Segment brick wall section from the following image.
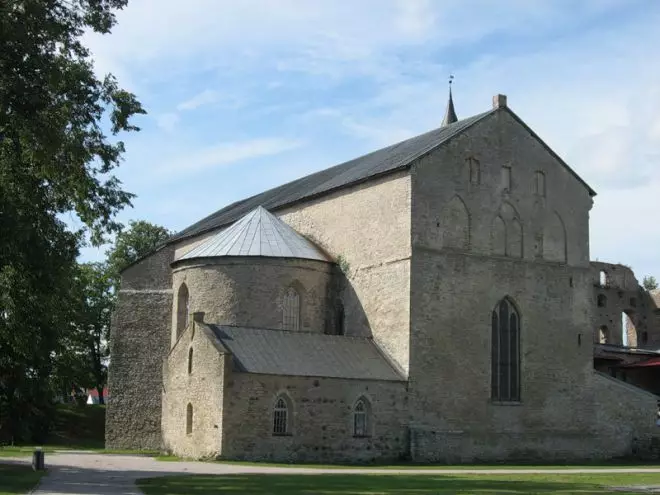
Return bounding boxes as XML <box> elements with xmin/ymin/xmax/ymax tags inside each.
<box><xmin>162</xmin><ymin>320</ymin><xmax>227</xmax><ymax>458</ymax></box>
<box><xmin>221</xmin><ymin>373</ymin><xmax>408</xmax><ymax>462</ymax></box>
<box><xmin>278</xmin><ymin>172</ymin><xmax>412</xmax><ymax>374</ymax></box>
<box><xmin>170</xmin><ymin>258</ymin><xmax>332</xmax><ymax>345</ymax></box>
<box><xmin>106</xmin><ymin>245</ymin><xmax>175</xmax><ymax>449</ymax></box>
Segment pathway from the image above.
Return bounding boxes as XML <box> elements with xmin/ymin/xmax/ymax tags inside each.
<box><xmin>2</xmin><ymin>452</ymin><xmax>660</xmax><ymax>494</ymax></box>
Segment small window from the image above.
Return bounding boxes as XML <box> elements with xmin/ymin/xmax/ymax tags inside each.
<box><xmin>599</xmin><ymin>271</ymin><xmax>608</xmax><ymax>287</ymax></box>
<box><xmin>188</xmin><ymin>348</ymin><xmax>193</xmax><ymax>374</ymax></box>
<box><xmin>186</xmin><ymin>403</ymin><xmax>193</xmax><ymax>435</ymax></box>
<box><xmin>283</xmin><ymin>287</ymin><xmax>300</xmax><ymax>331</ymax></box>
<box><xmin>599</xmin><ymin>326</ymin><xmax>609</xmax><ymax>344</ymax></box>
<box><xmin>337</xmin><ymin>302</ymin><xmax>345</xmax><ymax>336</ymax></box>
<box><xmin>176</xmin><ymin>283</ymin><xmax>190</xmax><ymax>338</ymax></box>
<box><xmin>535</xmin><ymin>171</ymin><xmax>546</xmax><ymax>197</ymax></box>
<box><xmin>641</xmin><ymin>331</ymin><xmax>649</xmax><ymax>345</ymax></box>
<box><xmin>467</xmin><ymin>157</ymin><xmax>480</xmax><ymax>185</ymax></box>
<box><xmin>273</xmin><ymin>396</ymin><xmax>289</xmax><ymax>435</ymax></box>
<box><xmin>353</xmin><ymin>398</ymin><xmax>370</xmax><ymax>437</ymax></box>
<box><xmin>597</xmin><ymin>294</ymin><xmax>607</xmax><ymax>307</ymax></box>
<box><xmin>501</xmin><ymin>166</ymin><xmax>512</xmax><ymax>191</ymax></box>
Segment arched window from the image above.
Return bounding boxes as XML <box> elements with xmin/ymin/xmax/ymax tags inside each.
<box><xmin>491</xmin><ymin>298</ymin><xmax>520</xmax><ymax>402</ymax></box>
<box><xmin>599</xmin><ymin>271</ymin><xmax>608</xmax><ymax>287</ymax></box>
<box><xmin>176</xmin><ymin>283</ymin><xmax>190</xmax><ymax>338</ymax></box>
<box><xmin>535</xmin><ymin>171</ymin><xmax>546</xmax><ymax>197</ymax></box>
<box><xmin>283</xmin><ymin>287</ymin><xmax>300</xmax><ymax>331</ymax></box>
<box><xmin>273</xmin><ymin>396</ymin><xmax>290</xmax><ymax>435</ymax></box>
<box><xmin>597</xmin><ymin>294</ymin><xmax>607</xmax><ymax>307</ymax></box>
<box><xmin>186</xmin><ymin>403</ymin><xmax>193</xmax><ymax>435</ymax></box>
<box><xmin>188</xmin><ymin>348</ymin><xmax>193</xmax><ymax>374</ymax></box>
<box><xmin>599</xmin><ymin>326</ymin><xmax>609</xmax><ymax>344</ymax></box>
<box><xmin>353</xmin><ymin>398</ymin><xmax>370</xmax><ymax>437</ymax></box>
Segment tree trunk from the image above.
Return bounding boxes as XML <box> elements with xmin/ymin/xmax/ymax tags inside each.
<box><xmin>96</xmin><ymin>385</ymin><xmax>104</xmax><ymax>405</ymax></box>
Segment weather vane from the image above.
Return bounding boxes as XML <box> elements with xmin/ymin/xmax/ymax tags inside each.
<box><xmin>449</xmin><ymin>74</ymin><xmax>454</xmax><ymax>87</ymax></box>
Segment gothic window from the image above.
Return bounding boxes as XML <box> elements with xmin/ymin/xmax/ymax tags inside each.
<box><xmin>186</xmin><ymin>403</ymin><xmax>193</xmax><ymax>434</ymax></box>
<box><xmin>273</xmin><ymin>396</ymin><xmax>290</xmax><ymax>435</ymax></box>
<box><xmin>491</xmin><ymin>298</ymin><xmax>520</xmax><ymax>402</ymax></box>
<box><xmin>501</xmin><ymin>166</ymin><xmax>512</xmax><ymax>191</ymax></box>
<box><xmin>597</xmin><ymin>294</ymin><xmax>607</xmax><ymax>308</ymax></box>
<box><xmin>188</xmin><ymin>348</ymin><xmax>193</xmax><ymax>374</ymax></box>
<box><xmin>176</xmin><ymin>283</ymin><xmax>190</xmax><ymax>338</ymax></box>
<box><xmin>535</xmin><ymin>171</ymin><xmax>546</xmax><ymax>197</ymax></box>
<box><xmin>282</xmin><ymin>287</ymin><xmax>300</xmax><ymax>331</ymax></box>
<box><xmin>543</xmin><ymin>212</ymin><xmax>567</xmax><ymax>263</ymax></box>
<box><xmin>508</xmin><ymin>218</ymin><xmax>523</xmax><ymax>258</ymax></box>
<box><xmin>491</xmin><ymin>216</ymin><xmax>506</xmax><ymax>256</ymax></box>
<box><xmin>439</xmin><ymin>195</ymin><xmax>470</xmax><ymax>250</ymax></box>
<box><xmin>353</xmin><ymin>398</ymin><xmax>370</xmax><ymax>437</ymax></box>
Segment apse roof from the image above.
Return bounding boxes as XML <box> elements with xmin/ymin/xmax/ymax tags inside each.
<box><xmin>206</xmin><ymin>325</ymin><xmax>405</xmax><ymax>381</ymax></box>
<box><xmin>179</xmin><ymin>206</ymin><xmax>329</xmax><ymax>262</ymax></box>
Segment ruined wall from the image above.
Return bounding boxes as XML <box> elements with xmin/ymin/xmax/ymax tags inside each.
<box><xmin>170</xmin><ymin>258</ymin><xmax>332</xmax><ymax>345</ymax></box>
<box><xmin>106</xmin><ymin>245</ymin><xmax>174</xmax><ymax>449</ymax></box>
<box><xmin>590</xmin><ymin>262</ymin><xmax>660</xmax><ymax>349</ymax></box>
<box><xmin>408</xmin><ymin>105</ymin><xmax>604</xmax><ymax>462</ymax></box>
<box><xmin>278</xmin><ymin>173</ymin><xmax>412</xmax><ymax>374</ymax></box>
<box><xmin>162</xmin><ymin>319</ymin><xmax>226</xmax><ymax>458</ymax></box>
<box><xmin>221</xmin><ymin>373</ymin><xmax>407</xmax><ymax>462</ymax></box>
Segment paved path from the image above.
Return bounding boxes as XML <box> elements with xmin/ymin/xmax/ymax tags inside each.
<box><xmin>3</xmin><ymin>452</ymin><xmax>660</xmax><ymax>494</ymax></box>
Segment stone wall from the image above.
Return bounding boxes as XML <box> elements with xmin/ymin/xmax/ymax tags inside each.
<box><xmin>106</xmin><ymin>245</ymin><xmax>175</xmax><ymax>449</ymax></box>
<box><xmin>278</xmin><ymin>172</ymin><xmax>412</xmax><ymax>374</ymax></box>
<box><xmin>170</xmin><ymin>258</ymin><xmax>332</xmax><ymax>345</ymax></box>
<box><xmin>408</xmin><ymin>107</ymin><xmax>601</xmax><ymax>462</ymax></box>
<box><xmin>221</xmin><ymin>373</ymin><xmax>408</xmax><ymax>462</ymax></box>
<box><xmin>162</xmin><ymin>318</ymin><xmax>227</xmax><ymax>458</ymax></box>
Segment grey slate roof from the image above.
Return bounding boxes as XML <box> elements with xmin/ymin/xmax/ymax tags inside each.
<box><xmin>179</xmin><ymin>206</ymin><xmax>329</xmax><ymax>262</ymax></box>
<box><xmin>207</xmin><ymin>325</ymin><xmax>405</xmax><ymax>381</ymax></box>
<box><xmin>170</xmin><ymin>110</ymin><xmax>494</xmax><ymax>242</ymax></box>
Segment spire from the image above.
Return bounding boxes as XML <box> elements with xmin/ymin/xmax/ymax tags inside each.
<box><xmin>442</xmin><ymin>75</ymin><xmax>458</xmax><ymax>127</ymax></box>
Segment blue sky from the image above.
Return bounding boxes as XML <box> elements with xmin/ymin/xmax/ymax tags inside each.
<box><xmin>81</xmin><ymin>0</ymin><xmax>660</xmax><ymax>280</ymax></box>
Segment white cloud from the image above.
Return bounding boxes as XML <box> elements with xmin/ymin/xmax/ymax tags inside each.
<box><xmin>155</xmin><ymin>112</ymin><xmax>180</xmax><ymax>133</ymax></box>
<box><xmin>160</xmin><ymin>138</ymin><xmax>303</xmax><ymax>176</ymax></box>
<box><xmin>177</xmin><ymin>90</ymin><xmax>220</xmax><ymax>111</ymax></box>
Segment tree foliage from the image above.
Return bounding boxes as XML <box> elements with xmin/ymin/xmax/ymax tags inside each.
<box><xmin>0</xmin><ymin>0</ymin><xmax>143</xmax><ymax>442</ymax></box>
<box><xmin>642</xmin><ymin>276</ymin><xmax>658</xmax><ymax>291</ymax></box>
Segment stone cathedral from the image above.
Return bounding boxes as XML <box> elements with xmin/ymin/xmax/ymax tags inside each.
<box><xmin>107</xmin><ymin>92</ymin><xmax>660</xmax><ymax>462</ymax></box>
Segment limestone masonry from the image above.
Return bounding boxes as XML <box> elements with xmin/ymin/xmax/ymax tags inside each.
<box><xmin>106</xmin><ymin>93</ymin><xmax>660</xmax><ymax>462</ymax></box>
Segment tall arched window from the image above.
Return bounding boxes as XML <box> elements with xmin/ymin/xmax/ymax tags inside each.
<box><xmin>336</xmin><ymin>302</ymin><xmax>345</xmax><ymax>336</ymax></box>
<box><xmin>599</xmin><ymin>326</ymin><xmax>609</xmax><ymax>344</ymax></box>
<box><xmin>353</xmin><ymin>398</ymin><xmax>370</xmax><ymax>437</ymax></box>
<box><xmin>283</xmin><ymin>287</ymin><xmax>300</xmax><ymax>331</ymax></box>
<box><xmin>273</xmin><ymin>396</ymin><xmax>290</xmax><ymax>435</ymax></box>
<box><xmin>176</xmin><ymin>283</ymin><xmax>190</xmax><ymax>338</ymax></box>
<box><xmin>186</xmin><ymin>403</ymin><xmax>193</xmax><ymax>434</ymax></box>
<box><xmin>188</xmin><ymin>348</ymin><xmax>193</xmax><ymax>374</ymax></box>
<box><xmin>491</xmin><ymin>298</ymin><xmax>520</xmax><ymax>402</ymax></box>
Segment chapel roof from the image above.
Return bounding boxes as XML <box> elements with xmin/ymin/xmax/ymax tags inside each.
<box><xmin>206</xmin><ymin>324</ymin><xmax>405</xmax><ymax>381</ymax></box>
<box><xmin>179</xmin><ymin>206</ymin><xmax>329</xmax><ymax>262</ymax></box>
<box><xmin>169</xmin><ymin>109</ymin><xmax>493</xmax><ymax>243</ymax></box>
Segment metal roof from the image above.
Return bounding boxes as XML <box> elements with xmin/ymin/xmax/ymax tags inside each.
<box><xmin>207</xmin><ymin>325</ymin><xmax>405</xmax><ymax>381</ymax></box>
<box><xmin>170</xmin><ymin>110</ymin><xmax>494</xmax><ymax>242</ymax></box>
<box><xmin>179</xmin><ymin>206</ymin><xmax>329</xmax><ymax>262</ymax></box>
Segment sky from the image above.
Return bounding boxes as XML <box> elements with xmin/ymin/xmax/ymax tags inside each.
<box><xmin>80</xmin><ymin>0</ymin><xmax>660</xmax><ymax>280</ymax></box>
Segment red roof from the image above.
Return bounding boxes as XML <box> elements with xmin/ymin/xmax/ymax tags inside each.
<box><xmin>620</xmin><ymin>357</ymin><xmax>660</xmax><ymax>368</ymax></box>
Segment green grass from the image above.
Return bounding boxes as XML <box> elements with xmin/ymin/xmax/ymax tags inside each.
<box><xmin>137</xmin><ymin>473</ymin><xmax>660</xmax><ymax>494</ymax></box>
<box><xmin>0</xmin><ymin>465</ymin><xmax>45</xmax><ymax>495</ymax></box>
<box><xmin>0</xmin><ymin>445</ymin><xmax>160</xmax><ymax>457</ymax></box>
<box><xmin>155</xmin><ymin>455</ymin><xmax>660</xmax><ymax>470</ymax></box>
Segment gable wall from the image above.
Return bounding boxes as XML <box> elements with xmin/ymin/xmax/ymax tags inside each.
<box><xmin>407</xmin><ymin>109</ymin><xmax>615</xmax><ymax>461</ymax></box>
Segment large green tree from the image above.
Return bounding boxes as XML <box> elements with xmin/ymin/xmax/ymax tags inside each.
<box><xmin>0</xmin><ymin>0</ymin><xmax>143</xmax><ymax>442</ymax></box>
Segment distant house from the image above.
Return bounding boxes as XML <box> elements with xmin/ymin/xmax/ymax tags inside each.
<box><xmin>86</xmin><ymin>387</ymin><xmax>109</xmax><ymax>405</ymax></box>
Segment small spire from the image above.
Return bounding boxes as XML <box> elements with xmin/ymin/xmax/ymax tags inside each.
<box><xmin>442</xmin><ymin>75</ymin><xmax>458</xmax><ymax>127</ymax></box>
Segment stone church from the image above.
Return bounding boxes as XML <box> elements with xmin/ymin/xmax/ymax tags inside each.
<box><xmin>107</xmin><ymin>92</ymin><xmax>660</xmax><ymax>462</ymax></box>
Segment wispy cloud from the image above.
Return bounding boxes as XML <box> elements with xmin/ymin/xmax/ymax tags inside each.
<box><xmin>177</xmin><ymin>89</ymin><xmax>220</xmax><ymax>111</ymax></box>
<box><xmin>160</xmin><ymin>138</ymin><xmax>303</xmax><ymax>176</ymax></box>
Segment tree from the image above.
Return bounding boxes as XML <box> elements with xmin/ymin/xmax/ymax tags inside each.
<box><xmin>643</xmin><ymin>276</ymin><xmax>658</xmax><ymax>291</ymax></box>
<box><xmin>106</xmin><ymin>220</ymin><xmax>171</xmax><ymax>289</ymax></box>
<box><xmin>0</xmin><ymin>0</ymin><xmax>143</xmax><ymax>442</ymax></box>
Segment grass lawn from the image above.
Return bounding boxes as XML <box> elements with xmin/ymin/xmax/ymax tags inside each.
<box><xmin>0</xmin><ymin>465</ymin><xmax>45</xmax><ymax>495</ymax></box>
<box><xmin>138</xmin><ymin>473</ymin><xmax>660</xmax><ymax>495</ymax></box>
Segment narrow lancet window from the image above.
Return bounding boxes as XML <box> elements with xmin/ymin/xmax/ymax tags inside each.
<box><xmin>283</xmin><ymin>287</ymin><xmax>300</xmax><ymax>331</ymax></box>
<box><xmin>491</xmin><ymin>298</ymin><xmax>520</xmax><ymax>402</ymax></box>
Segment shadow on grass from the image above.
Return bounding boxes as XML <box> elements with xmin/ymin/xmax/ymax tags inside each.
<box><xmin>0</xmin><ymin>464</ymin><xmax>45</xmax><ymax>495</ymax></box>
<box><xmin>136</xmin><ymin>474</ymin><xmax>650</xmax><ymax>495</ymax></box>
